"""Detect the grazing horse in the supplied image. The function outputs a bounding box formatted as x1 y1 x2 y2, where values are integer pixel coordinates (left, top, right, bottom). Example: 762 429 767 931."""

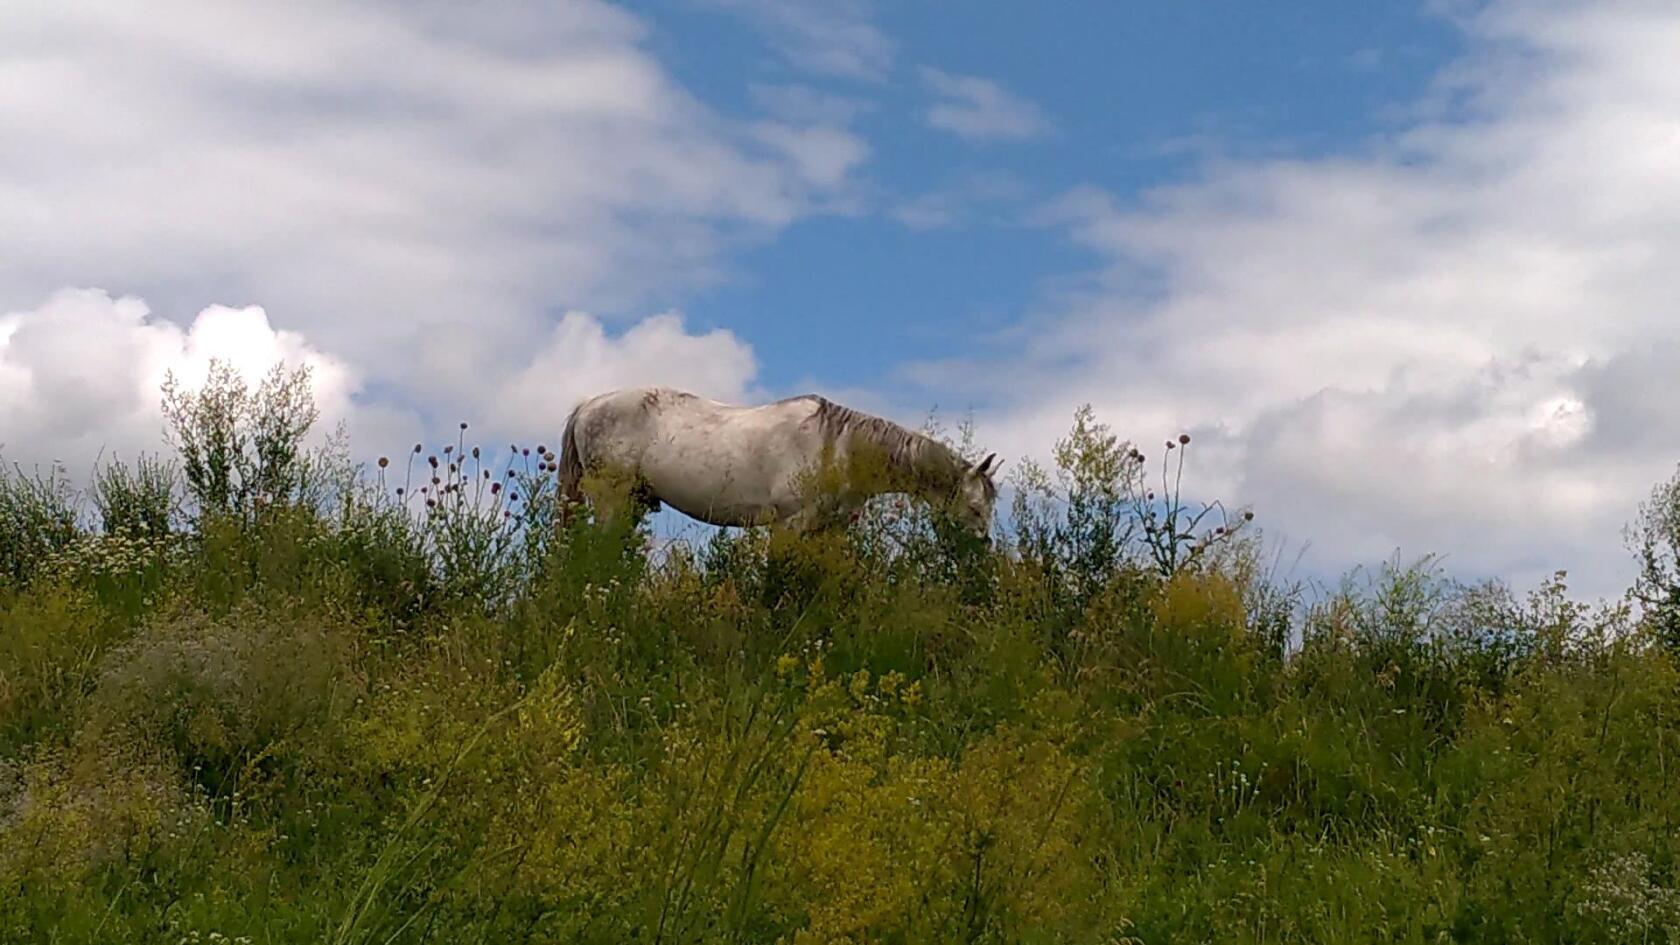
556 387 999 537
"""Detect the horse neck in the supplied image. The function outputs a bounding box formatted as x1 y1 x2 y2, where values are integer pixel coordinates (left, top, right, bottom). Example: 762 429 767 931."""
867 429 962 497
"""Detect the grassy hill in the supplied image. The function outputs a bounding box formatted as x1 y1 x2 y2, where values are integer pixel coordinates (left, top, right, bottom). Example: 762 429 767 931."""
3 368 1678 944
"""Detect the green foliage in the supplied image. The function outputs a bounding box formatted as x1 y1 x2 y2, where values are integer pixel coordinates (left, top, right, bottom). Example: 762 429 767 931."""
5 380 1680 944
0 460 79 588
1630 463 1680 652
161 359 324 523
91 452 178 539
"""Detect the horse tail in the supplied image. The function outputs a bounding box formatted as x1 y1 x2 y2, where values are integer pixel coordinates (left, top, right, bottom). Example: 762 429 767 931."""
557 401 586 526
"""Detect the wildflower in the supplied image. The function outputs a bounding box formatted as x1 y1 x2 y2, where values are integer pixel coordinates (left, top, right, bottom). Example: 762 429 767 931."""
1165 440 1176 450
414 443 423 454
460 421 469 430
377 456 389 468
1179 433 1191 444
428 455 439 468
1243 511 1255 521
538 444 548 455
471 446 480 459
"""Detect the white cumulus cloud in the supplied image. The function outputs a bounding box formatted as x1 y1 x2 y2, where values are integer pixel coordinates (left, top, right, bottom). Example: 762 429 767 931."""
502 311 760 435
0 289 355 471
1 288 765 479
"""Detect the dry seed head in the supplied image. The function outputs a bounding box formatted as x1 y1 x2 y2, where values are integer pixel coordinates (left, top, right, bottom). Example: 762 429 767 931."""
460 421 469 430
377 456 389 468
1179 433 1191 445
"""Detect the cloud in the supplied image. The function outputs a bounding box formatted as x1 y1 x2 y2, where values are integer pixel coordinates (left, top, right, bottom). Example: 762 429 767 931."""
920 68 1050 142
1 286 763 481
502 311 759 434
891 172 1029 231
0 1 863 439
699 0 893 81
0 288 356 470
925 0 1680 599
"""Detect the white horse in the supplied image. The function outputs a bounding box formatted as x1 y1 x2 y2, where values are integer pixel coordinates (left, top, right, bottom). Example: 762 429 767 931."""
556 387 999 537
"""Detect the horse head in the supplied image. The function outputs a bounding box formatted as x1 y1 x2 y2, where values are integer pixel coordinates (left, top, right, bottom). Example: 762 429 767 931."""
953 452 1001 540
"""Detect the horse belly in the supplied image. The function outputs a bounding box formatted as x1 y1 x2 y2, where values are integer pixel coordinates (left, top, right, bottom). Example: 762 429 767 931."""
637 431 797 527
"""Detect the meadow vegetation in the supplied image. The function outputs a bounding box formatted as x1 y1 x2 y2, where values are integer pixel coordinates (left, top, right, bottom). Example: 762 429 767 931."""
3 363 1679 943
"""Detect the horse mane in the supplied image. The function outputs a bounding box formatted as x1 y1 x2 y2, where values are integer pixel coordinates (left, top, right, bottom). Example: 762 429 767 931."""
789 395 986 495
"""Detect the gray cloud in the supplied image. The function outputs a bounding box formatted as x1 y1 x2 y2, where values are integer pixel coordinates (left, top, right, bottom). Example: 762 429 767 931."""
696 0 893 81
920 68 1050 142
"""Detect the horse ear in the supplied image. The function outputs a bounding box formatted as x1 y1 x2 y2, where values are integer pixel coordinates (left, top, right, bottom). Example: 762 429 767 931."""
975 453 999 476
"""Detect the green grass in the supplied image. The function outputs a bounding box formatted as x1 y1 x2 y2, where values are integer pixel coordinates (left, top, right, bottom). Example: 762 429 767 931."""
3 375 1679 944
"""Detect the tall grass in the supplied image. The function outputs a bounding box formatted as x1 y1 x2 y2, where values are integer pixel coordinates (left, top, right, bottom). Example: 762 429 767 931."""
2 363 1679 944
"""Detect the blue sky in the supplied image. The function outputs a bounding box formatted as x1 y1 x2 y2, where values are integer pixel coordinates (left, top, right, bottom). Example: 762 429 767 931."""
631 2 1467 397
3 0 1678 600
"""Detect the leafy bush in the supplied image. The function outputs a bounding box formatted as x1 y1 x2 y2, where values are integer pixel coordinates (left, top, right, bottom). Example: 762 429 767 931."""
0 460 79 588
